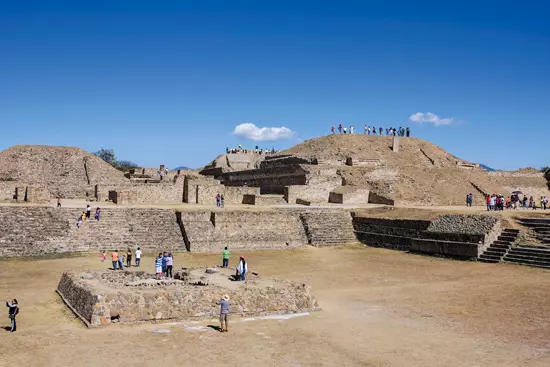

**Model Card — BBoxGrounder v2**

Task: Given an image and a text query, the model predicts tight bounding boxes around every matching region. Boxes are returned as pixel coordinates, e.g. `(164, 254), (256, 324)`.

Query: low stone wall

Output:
(368, 192), (395, 205)
(57, 269), (320, 327)
(242, 195), (286, 206)
(196, 185), (259, 205)
(0, 182), (50, 203)
(97, 182), (184, 204)
(353, 214), (500, 259)
(328, 187), (370, 204)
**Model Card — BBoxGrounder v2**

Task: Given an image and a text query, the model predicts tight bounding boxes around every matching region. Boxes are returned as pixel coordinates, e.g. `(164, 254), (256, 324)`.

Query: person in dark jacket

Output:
(6, 299), (18, 333)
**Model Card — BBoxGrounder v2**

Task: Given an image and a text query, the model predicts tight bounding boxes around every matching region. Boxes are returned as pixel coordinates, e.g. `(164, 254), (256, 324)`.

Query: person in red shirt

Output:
(338, 124), (342, 133)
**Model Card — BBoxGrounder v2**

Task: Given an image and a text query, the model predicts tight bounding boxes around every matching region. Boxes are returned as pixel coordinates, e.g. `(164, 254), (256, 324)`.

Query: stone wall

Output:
(57, 270), (319, 327)
(97, 182), (184, 204)
(221, 165), (309, 194)
(353, 214), (500, 259)
(177, 210), (308, 252)
(242, 195), (286, 206)
(284, 176), (342, 204)
(328, 187), (370, 204)
(195, 184), (259, 205)
(0, 181), (17, 201)
(0, 207), (185, 256)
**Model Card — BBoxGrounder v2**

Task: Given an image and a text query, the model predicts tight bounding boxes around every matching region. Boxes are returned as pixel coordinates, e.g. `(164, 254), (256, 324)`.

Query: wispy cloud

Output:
(409, 112), (454, 126)
(233, 123), (295, 141)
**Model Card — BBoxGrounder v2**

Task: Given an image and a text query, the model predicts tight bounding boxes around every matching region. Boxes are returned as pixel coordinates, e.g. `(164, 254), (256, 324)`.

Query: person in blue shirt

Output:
(161, 252), (168, 275)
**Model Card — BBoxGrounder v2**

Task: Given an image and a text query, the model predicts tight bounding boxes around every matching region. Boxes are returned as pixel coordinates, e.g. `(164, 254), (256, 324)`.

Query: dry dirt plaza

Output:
(1, 242), (550, 367)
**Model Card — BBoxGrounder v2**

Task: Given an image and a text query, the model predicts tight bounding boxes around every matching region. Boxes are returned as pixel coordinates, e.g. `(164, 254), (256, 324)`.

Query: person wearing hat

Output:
(236, 256), (248, 281)
(219, 294), (230, 332)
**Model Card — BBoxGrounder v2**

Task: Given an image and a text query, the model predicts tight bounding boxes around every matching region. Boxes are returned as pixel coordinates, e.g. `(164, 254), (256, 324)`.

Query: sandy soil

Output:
(1, 246), (550, 367)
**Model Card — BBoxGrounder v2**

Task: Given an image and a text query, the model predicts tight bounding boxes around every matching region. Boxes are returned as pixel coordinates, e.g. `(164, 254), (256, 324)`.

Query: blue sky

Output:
(1, 1), (548, 169)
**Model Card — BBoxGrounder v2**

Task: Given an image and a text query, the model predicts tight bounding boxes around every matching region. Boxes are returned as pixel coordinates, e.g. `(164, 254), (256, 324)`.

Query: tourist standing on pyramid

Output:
(111, 250), (119, 270)
(222, 247), (230, 268)
(219, 294), (230, 332)
(379, 127), (383, 135)
(338, 124), (342, 133)
(216, 193), (221, 207)
(135, 247), (142, 267)
(6, 299), (18, 333)
(220, 194), (225, 208)
(331, 126), (335, 134)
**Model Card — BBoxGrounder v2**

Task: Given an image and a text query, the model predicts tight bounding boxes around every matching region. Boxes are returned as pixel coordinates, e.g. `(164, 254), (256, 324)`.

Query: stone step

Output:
(491, 243), (511, 249)
(493, 240), (513, 246)
(511, 246), (550, 254)
(518, 218), (550, 225)
(478, 255), (501, 263)
(484, 248), (507, 256)
(498, 235), (517, 242)
(505, 253), (550, 263)
(503, 228), (520, 233)
(504, 256), (550, 268)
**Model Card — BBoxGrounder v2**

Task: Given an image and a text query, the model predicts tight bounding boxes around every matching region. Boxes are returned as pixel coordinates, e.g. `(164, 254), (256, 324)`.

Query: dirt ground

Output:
(1, 246), (550, 367)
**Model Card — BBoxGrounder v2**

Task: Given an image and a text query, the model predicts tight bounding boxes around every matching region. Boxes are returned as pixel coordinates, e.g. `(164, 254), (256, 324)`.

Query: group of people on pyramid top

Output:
(331, 124), (410, 137)
(226, 146), (279, 155)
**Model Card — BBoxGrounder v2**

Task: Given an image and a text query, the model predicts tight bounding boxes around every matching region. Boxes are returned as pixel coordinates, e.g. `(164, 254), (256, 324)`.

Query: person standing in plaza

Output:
(6, 299), (18, 333)
(155, 253), (163, 279)
(119, 254), (125, 270)
(219, 294), (230, 332)
(135, 247), (142, 267)
(57, 198), (61, 208)
(111, 249), (119, 270)
(236, 256), (247, 281)
(220, 194), (225, 208)
(165, 252), (173, 278)
(101, 249), (106, 263)
(126, 248), (132, 268)
(85, 205), (91, 220)
(222, 247), (230, 268)
(161, 251), (168, 275)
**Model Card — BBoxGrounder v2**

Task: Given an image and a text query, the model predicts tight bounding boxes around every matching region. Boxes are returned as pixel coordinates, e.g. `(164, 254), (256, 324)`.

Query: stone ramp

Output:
(299, 210), (357, 246)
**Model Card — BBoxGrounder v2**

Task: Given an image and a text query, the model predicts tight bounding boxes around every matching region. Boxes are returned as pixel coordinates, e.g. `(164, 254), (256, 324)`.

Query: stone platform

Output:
(57, 268), (320, 328)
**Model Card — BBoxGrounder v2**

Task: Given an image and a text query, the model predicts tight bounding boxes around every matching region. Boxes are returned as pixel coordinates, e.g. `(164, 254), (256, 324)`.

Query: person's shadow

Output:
(207, 325), (223, 332)
(3, 326), (11, 332)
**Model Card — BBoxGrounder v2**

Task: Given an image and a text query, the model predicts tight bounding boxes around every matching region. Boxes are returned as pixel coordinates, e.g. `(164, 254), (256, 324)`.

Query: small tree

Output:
(115, 160), (140, 170)
(93, 149), (116, 165)
(541, 167), (550, 190)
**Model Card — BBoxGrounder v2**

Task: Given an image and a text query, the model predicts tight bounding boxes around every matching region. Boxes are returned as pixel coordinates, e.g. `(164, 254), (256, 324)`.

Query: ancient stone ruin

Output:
(57, 268), (320, 327)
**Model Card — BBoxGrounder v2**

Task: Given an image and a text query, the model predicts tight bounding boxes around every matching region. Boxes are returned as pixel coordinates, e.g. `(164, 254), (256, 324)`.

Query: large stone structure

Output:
(353, 214), (501, 259)
(57, 268), (320, 327)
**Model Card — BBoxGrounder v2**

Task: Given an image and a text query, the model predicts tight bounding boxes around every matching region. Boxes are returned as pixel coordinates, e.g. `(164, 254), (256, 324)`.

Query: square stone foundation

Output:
(57, 268), (320, 328)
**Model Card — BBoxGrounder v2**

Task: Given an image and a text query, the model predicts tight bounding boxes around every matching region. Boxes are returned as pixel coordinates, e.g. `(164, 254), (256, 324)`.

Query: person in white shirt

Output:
(135, 247), (142, 267)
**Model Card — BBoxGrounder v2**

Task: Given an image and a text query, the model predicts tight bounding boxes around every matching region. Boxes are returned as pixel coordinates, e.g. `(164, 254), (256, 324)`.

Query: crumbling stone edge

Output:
(56, 289), (94, 329)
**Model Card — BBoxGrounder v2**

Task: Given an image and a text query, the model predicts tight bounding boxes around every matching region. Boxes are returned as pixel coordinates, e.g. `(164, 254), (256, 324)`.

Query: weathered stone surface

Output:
(427, 215), (498, 235)
(57, 269), (320, 327)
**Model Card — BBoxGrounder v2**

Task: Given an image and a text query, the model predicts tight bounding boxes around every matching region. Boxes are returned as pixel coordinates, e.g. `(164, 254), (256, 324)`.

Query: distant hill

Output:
(172, 166), (193, 171)
(480, 164), (496, 172)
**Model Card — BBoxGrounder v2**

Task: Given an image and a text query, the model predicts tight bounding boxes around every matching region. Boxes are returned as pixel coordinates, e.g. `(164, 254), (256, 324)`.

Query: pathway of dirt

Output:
(1, 246), (550, 366)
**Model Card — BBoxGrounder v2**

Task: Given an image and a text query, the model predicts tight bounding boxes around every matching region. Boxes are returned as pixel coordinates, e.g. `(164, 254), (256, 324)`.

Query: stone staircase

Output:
(300, 211), (357, 246)
(518, 217), (550, 244)
(503, 245), (550, 269)
(478, 229), (520, 263)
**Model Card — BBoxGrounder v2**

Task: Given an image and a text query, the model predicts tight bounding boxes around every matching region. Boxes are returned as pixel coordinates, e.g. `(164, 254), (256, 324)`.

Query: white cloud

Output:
(233, 123), (295, 141)
(409, 112), (454, 126)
